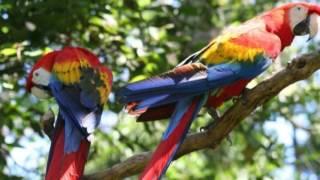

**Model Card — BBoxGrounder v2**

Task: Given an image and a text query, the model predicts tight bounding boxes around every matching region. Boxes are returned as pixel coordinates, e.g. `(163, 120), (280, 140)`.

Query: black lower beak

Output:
(293, 16), (310, 36)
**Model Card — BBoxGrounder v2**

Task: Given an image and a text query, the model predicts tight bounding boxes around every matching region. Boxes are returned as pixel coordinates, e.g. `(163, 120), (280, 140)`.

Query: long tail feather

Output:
(140, 95), (207, 180)
(46, 123), (90, 180)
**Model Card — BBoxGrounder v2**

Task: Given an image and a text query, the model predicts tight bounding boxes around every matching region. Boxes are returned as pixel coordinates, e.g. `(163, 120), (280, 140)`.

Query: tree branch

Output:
(41, 108), (55, 140)
(84, 52), (320, 180)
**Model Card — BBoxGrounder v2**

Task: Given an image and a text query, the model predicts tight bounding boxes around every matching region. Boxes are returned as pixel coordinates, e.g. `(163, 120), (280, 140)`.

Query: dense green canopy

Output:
(1, 0), (319, 179)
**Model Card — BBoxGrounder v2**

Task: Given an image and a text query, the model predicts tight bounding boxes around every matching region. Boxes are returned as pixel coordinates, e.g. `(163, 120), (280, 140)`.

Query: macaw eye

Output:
(31, 68), (51, 86)
(289, 5), (308, 32)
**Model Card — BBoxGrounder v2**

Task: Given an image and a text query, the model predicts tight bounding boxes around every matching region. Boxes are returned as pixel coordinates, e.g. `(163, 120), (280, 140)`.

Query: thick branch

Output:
(84, 52), (320, 180)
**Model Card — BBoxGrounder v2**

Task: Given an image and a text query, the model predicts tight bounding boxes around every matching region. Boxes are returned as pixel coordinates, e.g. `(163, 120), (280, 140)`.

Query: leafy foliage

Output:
(0, 0), (319, 179)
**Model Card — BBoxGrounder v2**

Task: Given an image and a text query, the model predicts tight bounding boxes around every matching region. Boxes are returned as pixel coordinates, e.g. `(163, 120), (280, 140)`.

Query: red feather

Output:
(207, 79), (250, 108)
(46, 125), (90, 180)
(140, 99), (199, 180)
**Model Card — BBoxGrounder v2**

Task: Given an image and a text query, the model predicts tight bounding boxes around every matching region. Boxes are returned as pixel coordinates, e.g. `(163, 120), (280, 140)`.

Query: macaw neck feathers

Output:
(262, 9), (294, 49)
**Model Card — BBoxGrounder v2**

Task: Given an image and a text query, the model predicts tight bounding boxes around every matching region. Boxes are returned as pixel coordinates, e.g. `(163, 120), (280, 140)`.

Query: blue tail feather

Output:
(139, 95), (207, 179)
(159, 94), (207, 177)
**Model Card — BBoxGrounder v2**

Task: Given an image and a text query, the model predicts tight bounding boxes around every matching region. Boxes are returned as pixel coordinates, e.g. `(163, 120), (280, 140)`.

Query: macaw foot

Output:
(232, 87), (250, 105)
(200, 108), (220, 132)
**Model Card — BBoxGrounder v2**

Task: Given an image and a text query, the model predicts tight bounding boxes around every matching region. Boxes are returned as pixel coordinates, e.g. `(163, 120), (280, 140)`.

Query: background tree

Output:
(0, 0), (319, 179)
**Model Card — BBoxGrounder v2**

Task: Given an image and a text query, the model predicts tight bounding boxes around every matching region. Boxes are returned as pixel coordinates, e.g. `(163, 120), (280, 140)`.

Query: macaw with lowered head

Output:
(118, 2), (320, 179)
(26, 47), (112, 180)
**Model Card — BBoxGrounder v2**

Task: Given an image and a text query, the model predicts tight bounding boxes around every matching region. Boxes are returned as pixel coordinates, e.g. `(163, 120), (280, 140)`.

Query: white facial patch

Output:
(32, 68), (51, 86)
(289, 5), (309, 31)
(31, 86), (50, 99)
(309, 13), (319, 39)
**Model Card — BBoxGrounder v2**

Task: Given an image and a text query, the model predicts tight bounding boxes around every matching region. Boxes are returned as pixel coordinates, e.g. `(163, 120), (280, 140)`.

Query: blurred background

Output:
(1, 0), (320, 179)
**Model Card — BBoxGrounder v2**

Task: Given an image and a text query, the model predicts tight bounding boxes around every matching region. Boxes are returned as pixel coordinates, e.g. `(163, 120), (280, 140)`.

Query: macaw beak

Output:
(293, 4), (320, 41)
(293, 15), (311, 36)
(307, 13), (318, 41)
(293, 13), (318, 42)
(306, 4), (320, 41)
(31, 86), (52, 99)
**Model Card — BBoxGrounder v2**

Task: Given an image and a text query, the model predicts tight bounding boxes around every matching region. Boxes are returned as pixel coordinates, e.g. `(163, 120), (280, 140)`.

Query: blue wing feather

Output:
(49, 77), (102, 153)
(118, 72), (208, 103)
(120, 56), (271, 113)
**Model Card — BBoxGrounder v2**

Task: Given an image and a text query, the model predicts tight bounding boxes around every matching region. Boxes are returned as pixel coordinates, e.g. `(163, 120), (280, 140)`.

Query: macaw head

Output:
(262, 2), (320, 48)
(26, 51), (56, 99)
(285, 2), (320, 39)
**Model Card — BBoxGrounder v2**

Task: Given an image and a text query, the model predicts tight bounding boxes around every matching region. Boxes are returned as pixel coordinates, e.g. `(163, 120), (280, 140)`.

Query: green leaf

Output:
(0, 48), (16, 56)
(130, 75), (147, 82)
(137, 0), (151, 8)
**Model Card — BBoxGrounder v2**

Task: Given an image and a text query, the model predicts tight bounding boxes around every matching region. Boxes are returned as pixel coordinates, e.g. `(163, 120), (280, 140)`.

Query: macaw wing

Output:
(177, 18), (281, 66)
(49, 78), (102, 152)
(118, 63), (207, 102)
(52, 47), (112, 106)
(50, 64), (112, 132)
(201, 28), (282, 64)
(119, 55), (272, 119)
(49, 48), (112, 152)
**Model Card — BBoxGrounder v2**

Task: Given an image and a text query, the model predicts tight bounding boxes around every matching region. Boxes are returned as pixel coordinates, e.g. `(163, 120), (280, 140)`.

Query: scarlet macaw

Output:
(26, 47), (112, 179)
(118, 2), (320, 179)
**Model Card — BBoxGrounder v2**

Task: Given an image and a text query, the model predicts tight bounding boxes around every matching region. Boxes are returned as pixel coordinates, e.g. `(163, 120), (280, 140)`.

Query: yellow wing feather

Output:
(53, 59), (112, 105)
(53, 60), (83, 85)
(52, 57), (93, 85)
(97, 70), (112, 105)
(200, 18), (266, 64)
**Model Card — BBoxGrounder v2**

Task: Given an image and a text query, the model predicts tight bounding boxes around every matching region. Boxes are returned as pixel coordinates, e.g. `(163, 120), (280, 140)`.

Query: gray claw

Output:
(200, 108), (220, 132)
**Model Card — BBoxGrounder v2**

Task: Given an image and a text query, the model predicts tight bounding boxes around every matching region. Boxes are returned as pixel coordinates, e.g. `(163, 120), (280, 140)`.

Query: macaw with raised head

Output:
(118, 2), (320, 179)
(26, 47), (112, 180)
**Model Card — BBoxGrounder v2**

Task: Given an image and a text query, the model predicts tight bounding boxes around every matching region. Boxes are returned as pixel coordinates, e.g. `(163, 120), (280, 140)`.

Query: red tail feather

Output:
(46, 126), (90, 180)
(139, 99), (198, 180)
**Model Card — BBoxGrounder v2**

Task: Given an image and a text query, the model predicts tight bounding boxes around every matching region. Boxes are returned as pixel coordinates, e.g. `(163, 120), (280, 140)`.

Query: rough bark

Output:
(82, 52), (320, 179)
(41, 108), (55, 140)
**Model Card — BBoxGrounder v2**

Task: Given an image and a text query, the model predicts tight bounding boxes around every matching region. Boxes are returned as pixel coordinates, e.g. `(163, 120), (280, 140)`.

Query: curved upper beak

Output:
(307, 13), (318, 41)
(306, 4), (320, 41)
